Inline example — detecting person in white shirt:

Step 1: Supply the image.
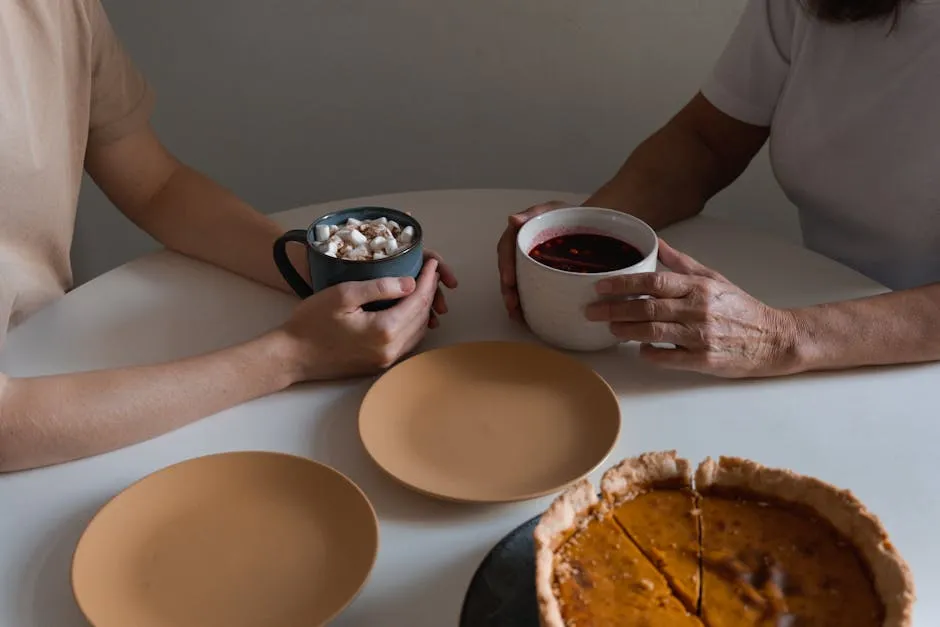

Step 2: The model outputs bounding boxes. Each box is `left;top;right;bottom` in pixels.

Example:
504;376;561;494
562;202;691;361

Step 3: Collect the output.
0;0;456;472
498;0;940;379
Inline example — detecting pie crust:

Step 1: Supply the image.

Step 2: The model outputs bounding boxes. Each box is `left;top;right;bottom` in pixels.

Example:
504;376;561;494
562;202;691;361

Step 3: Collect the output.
534;451;914;627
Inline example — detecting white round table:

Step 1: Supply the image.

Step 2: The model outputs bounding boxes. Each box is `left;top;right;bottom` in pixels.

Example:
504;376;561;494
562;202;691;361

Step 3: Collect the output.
0;189;935;626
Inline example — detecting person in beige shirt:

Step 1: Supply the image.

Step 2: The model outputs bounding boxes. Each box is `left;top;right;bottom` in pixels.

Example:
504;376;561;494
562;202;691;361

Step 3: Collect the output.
0;0;456;472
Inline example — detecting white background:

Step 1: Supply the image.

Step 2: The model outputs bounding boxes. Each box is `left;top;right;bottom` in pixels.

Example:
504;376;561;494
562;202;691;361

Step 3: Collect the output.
73;0;799;284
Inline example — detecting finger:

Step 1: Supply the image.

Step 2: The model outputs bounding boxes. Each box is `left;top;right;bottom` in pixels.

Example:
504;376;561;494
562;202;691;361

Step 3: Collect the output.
425;250;459;289
400;316;431;356
501;288;525;322
334;276;417;311
499;201;568;289
595;272;696;299
400;290;437;349
378;259;440;325
638;344;706;371
497;228;519;289
374;266;439;358
432;286;448;315
507;200;568;228
586;297;697;323
609;321;701;347
658;239;725;281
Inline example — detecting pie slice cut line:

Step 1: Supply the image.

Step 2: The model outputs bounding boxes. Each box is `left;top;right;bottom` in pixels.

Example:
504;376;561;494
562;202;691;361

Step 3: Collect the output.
534;451;915;627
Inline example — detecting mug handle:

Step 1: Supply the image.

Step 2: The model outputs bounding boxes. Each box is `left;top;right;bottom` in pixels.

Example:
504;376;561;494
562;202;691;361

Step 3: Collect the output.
273;230;315;298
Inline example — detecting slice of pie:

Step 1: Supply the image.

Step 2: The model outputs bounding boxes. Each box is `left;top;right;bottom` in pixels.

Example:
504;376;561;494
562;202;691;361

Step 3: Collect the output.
601;453;703;615
696;456;913;627
535;451;703;626
534;451;914;627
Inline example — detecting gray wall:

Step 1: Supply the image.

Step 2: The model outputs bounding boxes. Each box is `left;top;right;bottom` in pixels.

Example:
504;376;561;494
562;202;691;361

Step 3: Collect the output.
73;0;799;284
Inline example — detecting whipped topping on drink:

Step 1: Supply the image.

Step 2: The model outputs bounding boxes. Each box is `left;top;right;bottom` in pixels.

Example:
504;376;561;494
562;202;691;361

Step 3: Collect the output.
313;216;416;261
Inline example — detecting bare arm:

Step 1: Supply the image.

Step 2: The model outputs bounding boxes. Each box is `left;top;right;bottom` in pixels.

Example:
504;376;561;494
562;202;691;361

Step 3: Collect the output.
84;125;308;293
587;241;940;378
583;95;940;375
498;93;769;318
0;331;296;471
585;93;770;229
787;284;940;373
0;245;445;471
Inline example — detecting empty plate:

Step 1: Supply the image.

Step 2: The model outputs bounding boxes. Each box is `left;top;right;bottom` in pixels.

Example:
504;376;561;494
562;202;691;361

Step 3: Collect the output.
72;451;378;627
359;341;621;502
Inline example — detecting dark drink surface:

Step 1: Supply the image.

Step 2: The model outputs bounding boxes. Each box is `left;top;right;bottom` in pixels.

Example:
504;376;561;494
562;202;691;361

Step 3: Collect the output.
528;233;644;273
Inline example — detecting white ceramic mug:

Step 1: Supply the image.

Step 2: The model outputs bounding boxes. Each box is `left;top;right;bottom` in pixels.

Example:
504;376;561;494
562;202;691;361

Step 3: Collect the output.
515;207;659;351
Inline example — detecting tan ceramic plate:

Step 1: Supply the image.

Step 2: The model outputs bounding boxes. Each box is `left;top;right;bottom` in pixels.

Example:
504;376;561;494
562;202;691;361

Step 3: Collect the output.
71;452;378;627
359;341;621;503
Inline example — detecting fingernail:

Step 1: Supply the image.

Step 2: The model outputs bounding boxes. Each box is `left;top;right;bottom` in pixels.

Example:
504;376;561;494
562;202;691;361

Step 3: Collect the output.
399;277;416;291
595;280;613;294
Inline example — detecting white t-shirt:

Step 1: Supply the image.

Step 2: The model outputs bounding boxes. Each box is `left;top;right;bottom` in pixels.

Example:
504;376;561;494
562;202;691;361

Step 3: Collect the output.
702;0;940;290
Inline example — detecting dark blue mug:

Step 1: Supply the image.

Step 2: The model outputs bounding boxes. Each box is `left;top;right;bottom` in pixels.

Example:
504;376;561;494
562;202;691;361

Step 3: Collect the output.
273;207;424;311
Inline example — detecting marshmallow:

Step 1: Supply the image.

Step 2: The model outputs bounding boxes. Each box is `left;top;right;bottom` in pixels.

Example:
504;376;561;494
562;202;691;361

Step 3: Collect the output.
360;223;387;239
318;215;415;261
339;228;368;246
314;224;331;242
345;245;370;260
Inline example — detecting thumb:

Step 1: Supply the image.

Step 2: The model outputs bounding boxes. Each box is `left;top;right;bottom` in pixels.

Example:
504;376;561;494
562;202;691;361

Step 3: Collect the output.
335;276;417;311
508;201;569;228
657;239;722;280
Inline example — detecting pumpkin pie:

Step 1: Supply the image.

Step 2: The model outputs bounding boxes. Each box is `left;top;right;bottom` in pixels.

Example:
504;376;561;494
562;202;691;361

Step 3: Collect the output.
535;451;914;627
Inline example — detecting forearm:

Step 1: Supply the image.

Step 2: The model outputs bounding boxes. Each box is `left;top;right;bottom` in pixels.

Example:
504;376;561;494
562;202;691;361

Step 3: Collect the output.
134;164;308;293
586;94;768;231
586;122;738;230
0;330;299;472
786;284;940;373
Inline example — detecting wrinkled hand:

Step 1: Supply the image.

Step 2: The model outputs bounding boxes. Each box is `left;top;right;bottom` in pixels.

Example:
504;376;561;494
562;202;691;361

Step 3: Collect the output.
497;201;569;321
585;240;798;378
281;252;457;381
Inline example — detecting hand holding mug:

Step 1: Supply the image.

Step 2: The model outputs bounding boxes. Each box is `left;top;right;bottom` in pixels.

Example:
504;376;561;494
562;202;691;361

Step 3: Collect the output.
585;240;798;378
497;201;570;321
280;258;449;381
510;206;659;351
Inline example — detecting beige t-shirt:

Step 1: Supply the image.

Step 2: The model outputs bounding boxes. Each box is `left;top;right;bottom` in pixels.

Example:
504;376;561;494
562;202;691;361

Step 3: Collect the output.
0;0;153;346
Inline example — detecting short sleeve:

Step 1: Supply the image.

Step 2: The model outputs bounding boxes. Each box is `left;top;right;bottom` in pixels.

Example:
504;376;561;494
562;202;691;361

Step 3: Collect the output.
85;0;155;146
701;0;799;127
